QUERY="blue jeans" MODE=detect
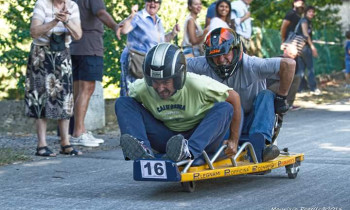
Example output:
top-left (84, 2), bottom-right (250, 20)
top-left (240, 90), bottom-right (276, 162)
top-left (297, 45), bottom-right (317, 91)
top-left (115, 97), bottom-right (234, 159)
top-left (119, 48), bottom-right (137, 96)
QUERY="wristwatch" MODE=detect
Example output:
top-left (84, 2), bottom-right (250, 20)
top-left (63, 19), bottom-right (69, 25)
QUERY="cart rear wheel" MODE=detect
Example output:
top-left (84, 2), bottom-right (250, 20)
top-left (285, 161), bottom-right (300, 179)
top-left (181, 181), bottom-right (195, 192)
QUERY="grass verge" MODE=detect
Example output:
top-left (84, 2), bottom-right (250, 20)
top-left (0, 148), bottom-right (31, 166)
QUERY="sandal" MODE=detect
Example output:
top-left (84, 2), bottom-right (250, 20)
top-left (60, 145), bottom-right (82, 156)
top-left (35, 146), bottom-right (56, 157)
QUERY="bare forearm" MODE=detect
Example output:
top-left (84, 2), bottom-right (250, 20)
top-left (226, 90), bottom-right (241, 144)
top-left (278, 58), bottom-right (296, 95)
top-left (280, 20), bottom-right (290, 42)
top-left (280, 27), bottom-right (287, 42)
top-left (120, 15), bottom-right (134, 34)
top-left (30, 19), bottom-right (59, 39)
top-left (97, 9), bottom-right (118, 32)
top-left (64, 20), bottom-right (82, 40)
top-left (239, 11), bottom-right (250, 23)
top-left (307, 36), bottom-right (314, 48)
top-left (189, 29), bottom-right (208, 45)
top-left (240, 16), bottom-right (248, 23)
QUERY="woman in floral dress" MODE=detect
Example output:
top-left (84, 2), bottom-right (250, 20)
top-left (25, 0), bottom-right (82, 156)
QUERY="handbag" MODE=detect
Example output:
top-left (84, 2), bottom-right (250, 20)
top-left (128, 48), bottom-right (146, 79)
top-left (282, 21), bottom-right (307, 58)
top-left (50, 33), bottom-right (66, 52)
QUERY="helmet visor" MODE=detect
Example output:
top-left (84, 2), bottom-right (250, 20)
top-left (205, 28), bottom-right (235, 57)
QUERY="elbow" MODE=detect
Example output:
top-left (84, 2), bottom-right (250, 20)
top-left (74, 34), bottom-right (82, 41)
top-left (229, 90), bottom-right (241, 104)
top-left (75, 30), bottom-right (82, 40)
top-left (30, 29), bottom-right (39, 39)
top-left (189, 39), bottom-right (197, 45)
top-left (289, 59), bottom-right (296, 74)
top-left (282, 58), bottom-right (296, 75)
top-left (189, 37), bottom-right (202, 45)
top-left (232, 90), bottom-right (240, 100)
top-left (96, 9), bottom-right (106, 20)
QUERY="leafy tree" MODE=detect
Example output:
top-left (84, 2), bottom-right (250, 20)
top-left (0, 0), bottom-right (34, 98)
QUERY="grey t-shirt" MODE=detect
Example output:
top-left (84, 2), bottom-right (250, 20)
top-left (70, 0), bottom-right (106, 56)
top-left (187, 54), bottom-right (281, 113)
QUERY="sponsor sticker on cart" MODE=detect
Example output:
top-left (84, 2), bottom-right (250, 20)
top-left (140, 160), bottom-right (167, 179)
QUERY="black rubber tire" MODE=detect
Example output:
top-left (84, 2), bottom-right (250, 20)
top-left (181, 181), bottom-right (195, 193)
top-left (288, 172), bottom-right (298, 179)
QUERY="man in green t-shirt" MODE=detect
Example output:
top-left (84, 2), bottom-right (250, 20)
top-left (115, 43), bottom-right (242, 162)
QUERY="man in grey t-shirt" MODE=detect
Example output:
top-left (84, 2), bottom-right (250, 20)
top-left (70, 0), bottom-right (120, 147)
top-left (187, 28), bottom-right (296, 162)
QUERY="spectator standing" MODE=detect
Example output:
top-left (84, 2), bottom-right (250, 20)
top-left (209, 0), bottom-right (235, 31)
top-left (119, 0), bottom-right (180, 96)
top-left (25, 0), bottom-right (82, 156)
top-left (70, 0), bottom-right (121, 147)
top-left (273, 0), bottom-right (305, 110)
top-left (205, 1), bottom-right (217, 27)
top-left (280, 0), bottom-right (305, 43)
top-left (345, 31), bottom-right (350, 89)
top-left (182, 0), bottom-right (209, 58)
top-left (296, 6), bottom-right (321, 95)
top-left (231, 0), bottom-right (252, 51)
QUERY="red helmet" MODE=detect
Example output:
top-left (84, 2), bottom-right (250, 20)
top-left (204, 27), bottom-right (243, 79)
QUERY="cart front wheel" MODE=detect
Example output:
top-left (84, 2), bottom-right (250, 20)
top-left (287, 172), bottom-right (298, 179)
top-left (181, 181), bottom-right (195, 193)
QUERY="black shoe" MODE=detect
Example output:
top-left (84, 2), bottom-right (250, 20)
top-left (120, 134), bottom-right (155, 160)
top-left (262, 145), bottom-right (280, 162)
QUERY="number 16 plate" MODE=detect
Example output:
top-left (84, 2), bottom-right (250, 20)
top-left (133, 159), bottom-right (181, 182)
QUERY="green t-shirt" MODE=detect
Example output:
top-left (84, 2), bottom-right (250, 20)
top-left (129, 72), bottom-right (232, 132)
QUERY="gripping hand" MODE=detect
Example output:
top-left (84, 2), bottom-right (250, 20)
top-left (274, 94), bottom-right (289, 114)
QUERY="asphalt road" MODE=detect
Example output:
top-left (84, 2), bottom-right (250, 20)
top-left (0, 100), bottom-right (349, 210)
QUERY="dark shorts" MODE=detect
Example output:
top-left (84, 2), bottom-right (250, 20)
top-left (72, 55), bottom-right (103, 81)
top-left (346, 59), bottom-right (350, 73)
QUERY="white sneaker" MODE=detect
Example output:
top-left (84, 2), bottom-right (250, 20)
top-left (311, 89), bottom-right (322, 95)
top-left (86, 131), bottom-right (104, 144)
top-left (70, 133), bottom-right (99, 147)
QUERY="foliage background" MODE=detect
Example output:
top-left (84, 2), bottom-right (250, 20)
top-left (0, 0), bottom-right (344, 99)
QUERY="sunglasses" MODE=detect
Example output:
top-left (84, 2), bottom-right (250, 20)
top-left (146, 0), bottom-right (161, 3)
